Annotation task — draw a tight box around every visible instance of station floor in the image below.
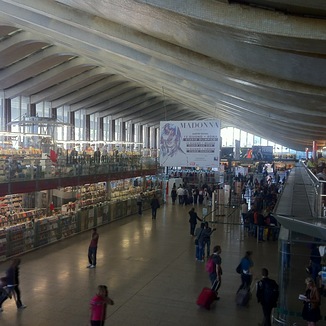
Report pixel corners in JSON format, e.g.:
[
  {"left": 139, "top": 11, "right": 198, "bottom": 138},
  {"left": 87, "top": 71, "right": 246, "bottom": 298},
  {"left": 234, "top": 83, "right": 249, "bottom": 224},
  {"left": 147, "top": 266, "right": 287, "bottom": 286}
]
[{"left": 0, "top": 201, "right": 282, "bottom": 326}]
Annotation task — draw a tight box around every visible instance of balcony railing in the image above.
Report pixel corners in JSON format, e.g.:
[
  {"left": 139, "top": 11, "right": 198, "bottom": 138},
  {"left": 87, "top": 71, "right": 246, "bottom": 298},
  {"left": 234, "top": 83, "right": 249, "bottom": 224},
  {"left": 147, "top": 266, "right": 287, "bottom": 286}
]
[
  {"left": 0, "top": 155, "right": 157, "bottom": 181},
  {"left": 302, "top": 162, "right": 326, "bottom": 218}
]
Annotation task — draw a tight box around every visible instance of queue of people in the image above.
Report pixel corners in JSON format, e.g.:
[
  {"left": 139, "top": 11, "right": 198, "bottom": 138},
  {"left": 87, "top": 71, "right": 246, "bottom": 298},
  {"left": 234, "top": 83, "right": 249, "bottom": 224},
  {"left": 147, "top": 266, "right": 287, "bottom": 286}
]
[{"left": 171, "top": 184, "right": 212, "bottom": 206}]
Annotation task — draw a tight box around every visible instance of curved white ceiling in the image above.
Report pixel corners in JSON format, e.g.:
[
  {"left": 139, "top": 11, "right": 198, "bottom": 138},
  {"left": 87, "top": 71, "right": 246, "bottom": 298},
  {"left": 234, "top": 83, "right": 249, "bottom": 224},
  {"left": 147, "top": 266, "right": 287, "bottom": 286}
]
[{"left": 0, "top": 0, "right": 325, "bottom": 151}]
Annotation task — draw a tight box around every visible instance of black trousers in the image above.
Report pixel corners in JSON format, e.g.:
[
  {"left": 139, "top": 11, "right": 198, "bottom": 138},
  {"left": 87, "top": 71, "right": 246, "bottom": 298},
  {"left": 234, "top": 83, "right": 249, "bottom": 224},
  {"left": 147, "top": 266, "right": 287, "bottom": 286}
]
[{"left": 261, "top": 304, "right": 273, "bottom": 326}]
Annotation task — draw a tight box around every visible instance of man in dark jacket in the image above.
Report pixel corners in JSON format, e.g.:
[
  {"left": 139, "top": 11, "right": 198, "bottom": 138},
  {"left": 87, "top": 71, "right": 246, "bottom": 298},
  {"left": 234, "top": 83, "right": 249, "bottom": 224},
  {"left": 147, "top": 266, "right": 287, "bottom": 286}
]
[
  {"left": 150, "top": 194, "right": 160, "bottom": 219},
  {"left": 256, "top": 268, "right": 279, "bottom": 326},
  {"left": 188, "top": 207, "right": 202, "bottom": 236},
  {"left": 6, "top": 258, "right": 26, "bottom": 309}
]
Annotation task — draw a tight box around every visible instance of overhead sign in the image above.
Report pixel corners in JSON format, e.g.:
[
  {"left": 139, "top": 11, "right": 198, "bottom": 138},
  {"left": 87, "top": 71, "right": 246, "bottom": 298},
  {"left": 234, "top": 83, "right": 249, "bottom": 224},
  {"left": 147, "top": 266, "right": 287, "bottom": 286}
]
[{"left": 159, "top": 120, "right": 220, "bottom": 168}]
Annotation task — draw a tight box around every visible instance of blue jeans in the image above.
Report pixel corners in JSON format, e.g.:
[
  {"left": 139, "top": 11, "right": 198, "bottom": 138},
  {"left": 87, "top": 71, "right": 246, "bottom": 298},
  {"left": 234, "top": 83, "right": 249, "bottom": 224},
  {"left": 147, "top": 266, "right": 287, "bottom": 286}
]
[
  {"left": 258, "top": 226, "right": 264, "bottom": 241},
  {"left": 203, "top": 239, "right": 211, "bottom": 257},
  {"left": 196, "top": 244, "right": 204, "bottom": 261},
  {"left": 88, "top": 246, "right": 97, "bottom": 266}
]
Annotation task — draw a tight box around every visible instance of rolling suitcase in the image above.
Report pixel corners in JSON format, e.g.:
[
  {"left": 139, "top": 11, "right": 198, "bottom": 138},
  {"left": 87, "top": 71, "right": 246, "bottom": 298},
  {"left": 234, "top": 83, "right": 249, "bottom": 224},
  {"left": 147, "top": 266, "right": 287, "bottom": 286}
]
[
  {"left": 236, "top": 287, "right": 250, "bottom": 306},
  {"left": 196, "top": 287, "right": 217, "bottom": 310}
]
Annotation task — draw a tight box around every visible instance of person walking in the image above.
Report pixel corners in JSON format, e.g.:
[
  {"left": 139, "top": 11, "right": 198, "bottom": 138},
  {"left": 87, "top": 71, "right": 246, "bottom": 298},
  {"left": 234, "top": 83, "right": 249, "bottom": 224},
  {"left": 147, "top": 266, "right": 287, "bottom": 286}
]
[
  {"left": 208, "top": 245, "right": 222, "bottom": 296},
  {"left": 170, "top": 187, "right": 177, "bottom": 205},
  {"left": 87, "top": 228, "right": 99, "bottom": 269},
  {"left": 150, "top": 194, "right": 160, "bottom": 219},
  {"left": 237, "top": 251, "right": 254, "bottom": 292},
  {"left": 198, "top": 188, "right": 204, "bottom": 205},
  {"left": 188, "top": 207, "right": 202, "bottom": 236},
  {"left": 177, "top": 186, "right": 184, "bottom": 205},
  {"left": 256, "top": 268, "right": 279, "bottom": 326},
  {"left": 89, "top": 285, "right": 114, "bottom": 326},
  {"left": 194, "top": 222, "right": 205, "bottom": 262},
  {"left": 136, "top": 192, "right": 144, "bottom": 215},
  {"left": 5, "top": 258, "right": 26, "bottom": 309},
  {"left": 241, "top": 199, "right": 248, "bottom": 224},
  {"left": 202, "top": 221, "right": 216, "bottom": 258},
  {"left": 0, "top": 277, "right": 11, "bottom": 312},
  {"left": 302, "top": 277, "right": 321, "bottom": 326}
]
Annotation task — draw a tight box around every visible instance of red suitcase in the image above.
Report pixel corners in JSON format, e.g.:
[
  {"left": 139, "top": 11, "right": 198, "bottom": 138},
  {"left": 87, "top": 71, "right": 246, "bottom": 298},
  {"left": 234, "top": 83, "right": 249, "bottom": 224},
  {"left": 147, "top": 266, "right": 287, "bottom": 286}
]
[{"left": 196, "top": 287, "right": 217, "bottom": 310}]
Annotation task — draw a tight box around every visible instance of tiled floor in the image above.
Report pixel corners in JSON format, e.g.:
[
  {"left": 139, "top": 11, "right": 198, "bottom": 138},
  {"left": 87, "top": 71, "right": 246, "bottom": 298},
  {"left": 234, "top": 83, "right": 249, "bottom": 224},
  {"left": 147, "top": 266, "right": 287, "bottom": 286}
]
[{"left": 0, "top": 201, "right": 281, "bottom": 326}]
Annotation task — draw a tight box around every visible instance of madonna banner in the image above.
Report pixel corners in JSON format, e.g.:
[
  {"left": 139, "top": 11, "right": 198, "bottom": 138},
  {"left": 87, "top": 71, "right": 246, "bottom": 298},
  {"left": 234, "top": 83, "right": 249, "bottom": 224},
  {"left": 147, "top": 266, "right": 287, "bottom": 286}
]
[{"left": 159, "top": 120, "right": 220, "bottom": 168}]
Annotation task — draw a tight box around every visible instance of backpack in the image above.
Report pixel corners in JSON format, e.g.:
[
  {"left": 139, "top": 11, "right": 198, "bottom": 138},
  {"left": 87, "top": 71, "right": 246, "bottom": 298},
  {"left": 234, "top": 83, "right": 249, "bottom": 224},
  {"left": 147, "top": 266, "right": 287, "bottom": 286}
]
[
  {"left": 206, "top": 257, "right": 215, "bottom": 274},
  {"left": 263, "top": 279, "right": 279, "bottom": 307}
]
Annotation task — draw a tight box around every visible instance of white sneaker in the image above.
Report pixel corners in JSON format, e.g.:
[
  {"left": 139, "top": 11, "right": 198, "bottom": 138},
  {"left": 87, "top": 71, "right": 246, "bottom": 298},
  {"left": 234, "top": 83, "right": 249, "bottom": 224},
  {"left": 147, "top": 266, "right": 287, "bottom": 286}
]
[
  {"left": 89, "top": 265, "right": 95, "bottom": 268},
  {"left": 18, "top": 305, "right": 27, "bottom": 309},
  {"left": 86, "top": 264, "right": 92, "bottom": 268}
]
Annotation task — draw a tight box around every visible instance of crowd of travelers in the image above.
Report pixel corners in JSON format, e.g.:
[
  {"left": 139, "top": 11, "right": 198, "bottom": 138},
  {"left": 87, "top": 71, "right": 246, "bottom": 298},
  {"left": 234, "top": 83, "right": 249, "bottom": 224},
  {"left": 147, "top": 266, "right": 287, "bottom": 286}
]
[
  {"left": 171, "top": 167, "right": 286, "bottom": 244},
  {"left": 240, "top": 172, "right": 283, "bottom": 242}
]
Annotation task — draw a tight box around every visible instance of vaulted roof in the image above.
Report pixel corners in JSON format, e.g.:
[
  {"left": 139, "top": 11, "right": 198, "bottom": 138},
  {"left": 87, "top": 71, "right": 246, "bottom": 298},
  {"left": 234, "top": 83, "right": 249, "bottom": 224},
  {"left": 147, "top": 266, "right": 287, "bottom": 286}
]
[{"left": 0, "top": 0, "right": 325, "bottom": 151}]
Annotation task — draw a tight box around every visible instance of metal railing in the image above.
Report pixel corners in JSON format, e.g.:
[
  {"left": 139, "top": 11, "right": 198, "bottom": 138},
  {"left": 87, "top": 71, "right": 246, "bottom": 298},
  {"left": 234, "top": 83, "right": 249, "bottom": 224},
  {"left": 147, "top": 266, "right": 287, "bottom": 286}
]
[
  {"left": 0, "top": 155, "right": 158, "bottom": 183},
  {"left": 302, "top": 163, "right": 326, "bottom": 218}
]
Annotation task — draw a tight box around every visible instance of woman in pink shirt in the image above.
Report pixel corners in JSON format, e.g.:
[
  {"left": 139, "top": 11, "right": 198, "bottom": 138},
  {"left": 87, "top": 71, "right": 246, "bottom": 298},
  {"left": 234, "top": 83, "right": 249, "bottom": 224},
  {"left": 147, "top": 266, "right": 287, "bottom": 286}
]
[{"left": 90, "top": 285, "right": 114, "bottom": 326}]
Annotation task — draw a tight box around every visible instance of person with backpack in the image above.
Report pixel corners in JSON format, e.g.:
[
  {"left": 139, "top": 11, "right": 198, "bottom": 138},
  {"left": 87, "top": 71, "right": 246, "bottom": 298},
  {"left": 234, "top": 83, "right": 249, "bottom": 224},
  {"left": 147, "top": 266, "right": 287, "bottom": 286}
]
[
  {"left": 206, "top": 245, "right": 222, "bottom": 297},
  {"left": 236, "top": 251, "right": 254, "bottom": 293},
  {"left": 256, "top": 268, "right": 279, "bottom": 326}
]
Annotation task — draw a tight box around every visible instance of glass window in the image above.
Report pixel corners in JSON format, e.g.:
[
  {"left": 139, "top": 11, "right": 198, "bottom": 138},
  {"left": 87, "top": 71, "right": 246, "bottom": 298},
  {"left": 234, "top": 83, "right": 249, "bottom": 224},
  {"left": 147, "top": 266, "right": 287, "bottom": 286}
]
[
  {"left": 233, "top": 128, "right": 240, "bottom": 144},
  {"left": 274, "top": 144, "right": 282, "bottom": 153},
  {"left": 221, "top": 127, "right": 234, "bottom": 146},
  {"left": 134, "top": 123, "right": 140, "bottom": 143},
  {"left": 240, "top": 130, "right": 247, "bottom": 147},
  {"left": 115, "top": 119, "right": 121, "bottom": 142},
  {"left": 90, "top": 114, "right": 97, "bottom": 141},
  {"left": 74, "top": 110, "right": 85, "bottom": 141},
  {"left": 21, "top": 97, "right": 29, "bottom": 117},
  {"left": 36, "top": 102, "right": 43, "bottom": 116},
  {"left": 247, "top": 133, "right": 253, "bottom": 147},
  {"left": 261, "top": 138, "right": 267, "bottom": 146},
  {"left": 253, "top": 135, "right": 260, "bottom": 146}
]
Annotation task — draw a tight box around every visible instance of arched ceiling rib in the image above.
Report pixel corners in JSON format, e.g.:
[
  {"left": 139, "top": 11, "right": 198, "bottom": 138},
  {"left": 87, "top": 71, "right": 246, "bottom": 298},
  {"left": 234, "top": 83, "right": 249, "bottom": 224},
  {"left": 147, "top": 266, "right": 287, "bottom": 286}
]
[{"left": 0, "top": 0, "right": 325, "bottom": 151}]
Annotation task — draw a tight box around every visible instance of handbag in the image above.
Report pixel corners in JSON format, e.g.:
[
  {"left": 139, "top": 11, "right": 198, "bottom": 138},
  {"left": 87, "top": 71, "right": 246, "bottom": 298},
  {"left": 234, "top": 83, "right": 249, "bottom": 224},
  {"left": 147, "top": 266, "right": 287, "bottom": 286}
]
[{"left": 236, "top": 263, "right": 242, "bottom": 274}]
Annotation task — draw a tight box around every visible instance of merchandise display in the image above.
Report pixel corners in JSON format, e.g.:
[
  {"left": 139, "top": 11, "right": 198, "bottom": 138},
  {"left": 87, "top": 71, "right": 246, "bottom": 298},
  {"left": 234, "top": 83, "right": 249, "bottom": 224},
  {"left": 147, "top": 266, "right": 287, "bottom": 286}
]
[
  {"left": 36, "top": 216, "right": 60, "bottom": 247},
  {"left": 0, "top": 178, "right": 161, "bottom": 260},
  {"left": 0, "top": 195, "right": 46, "bottom": 227}
]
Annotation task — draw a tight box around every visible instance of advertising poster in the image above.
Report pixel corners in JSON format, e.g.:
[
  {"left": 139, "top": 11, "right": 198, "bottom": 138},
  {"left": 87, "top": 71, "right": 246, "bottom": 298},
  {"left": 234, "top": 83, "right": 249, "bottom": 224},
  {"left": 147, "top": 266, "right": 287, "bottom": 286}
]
[
  {"left": 159, "top": 120, "right": 220, "bottom": 168},
  {"left": 240, "top": 147, "right": 252, "bottom": 159},
  {"left": 220, "top": 147, "right": 234, "bottom": 160},
  {"left": 252, "top": 146, "right": 273, "bottom": 161}
]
